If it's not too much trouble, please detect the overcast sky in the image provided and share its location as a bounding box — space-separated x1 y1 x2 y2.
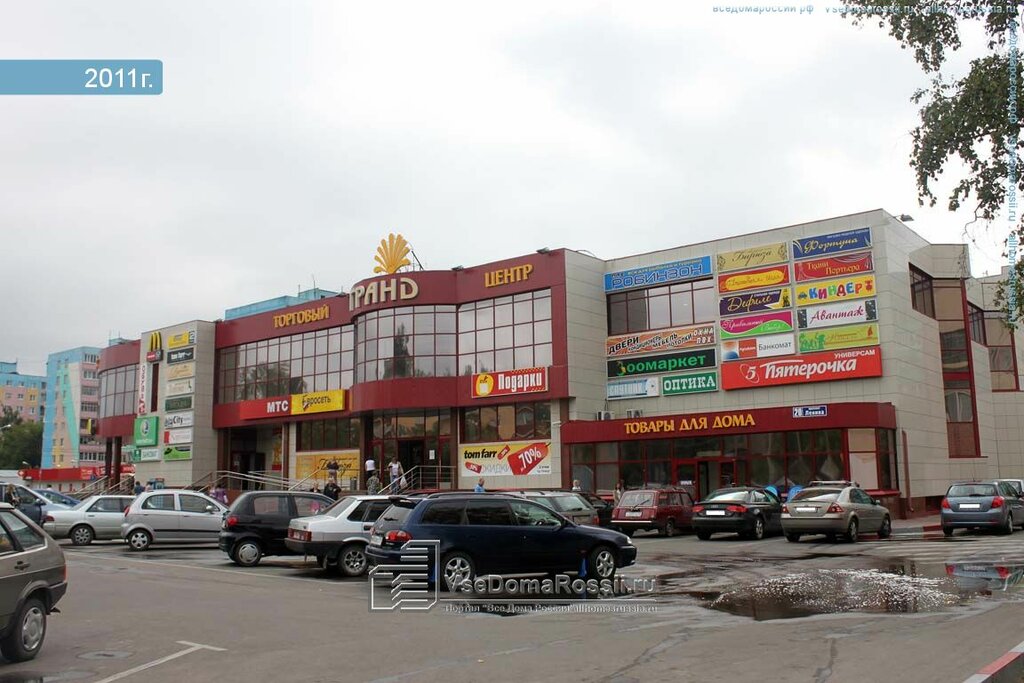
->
1 1 1011 376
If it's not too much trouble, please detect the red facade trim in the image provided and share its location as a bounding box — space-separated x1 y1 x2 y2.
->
97 414 134 439
98 340 140 372
560 402 897 444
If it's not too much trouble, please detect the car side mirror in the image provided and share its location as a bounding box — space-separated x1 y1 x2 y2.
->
871 499 879 506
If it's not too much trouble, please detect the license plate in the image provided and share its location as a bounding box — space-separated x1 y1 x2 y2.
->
625 511 642 518
370 534 383 546
796 507 817 513
959 504 981 510
705 510 726 516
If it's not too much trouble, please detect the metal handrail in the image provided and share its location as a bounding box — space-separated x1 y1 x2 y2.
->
378 465 456 495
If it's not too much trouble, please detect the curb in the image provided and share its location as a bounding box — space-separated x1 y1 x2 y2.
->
963 638 1024 683
891 524 943 537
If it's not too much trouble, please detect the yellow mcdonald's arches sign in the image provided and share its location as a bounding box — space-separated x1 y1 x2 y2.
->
146 332 163 362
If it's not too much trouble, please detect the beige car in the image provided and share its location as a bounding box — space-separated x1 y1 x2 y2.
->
781 481 892 543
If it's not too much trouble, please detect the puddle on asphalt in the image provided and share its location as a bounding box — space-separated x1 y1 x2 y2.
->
663 560 1024 621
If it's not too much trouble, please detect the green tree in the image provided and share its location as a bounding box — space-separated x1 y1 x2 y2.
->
0 405 22 428
843 1 1023 317
0 421 43 469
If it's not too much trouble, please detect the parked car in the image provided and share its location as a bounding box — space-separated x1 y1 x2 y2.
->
219 490 333 567
0 485 67 525
579 492 614 527
506 490 600 526
612 487 694 537
285 495 393 576
945 562 1024 592
941 481 1024 537
121 490 227 551
0 503 67 662
34 490 80 508
781 482 892 542
995 478 1024 497
693 487 783 541
366 493 636 590
43 495 137 545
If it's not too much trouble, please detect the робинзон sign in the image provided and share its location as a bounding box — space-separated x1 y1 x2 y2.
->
720 347 883 390
607 348 716 379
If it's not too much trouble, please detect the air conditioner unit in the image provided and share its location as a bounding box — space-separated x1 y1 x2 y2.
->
595 410 613 421
626 409 643 419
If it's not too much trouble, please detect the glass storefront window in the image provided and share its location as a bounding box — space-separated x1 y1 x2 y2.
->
99 364 137 418
459 290 552 375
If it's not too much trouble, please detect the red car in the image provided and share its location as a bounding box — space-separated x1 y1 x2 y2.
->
612 487 694 537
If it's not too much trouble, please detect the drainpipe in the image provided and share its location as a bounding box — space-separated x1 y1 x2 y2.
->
901 429 913 515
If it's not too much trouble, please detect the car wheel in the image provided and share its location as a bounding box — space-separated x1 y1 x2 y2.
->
441 552 475 592
338 543 368 577
232 540 262 567
1002 513 1015 535
751 516 765 541
0 596 46 662
846 518 859 543
70 525 94 546
661 519 676 537
942 526 954 537
696 531 711 541
126 529 151 552
785 533 801 543
878 515 892 539
589 546 617 580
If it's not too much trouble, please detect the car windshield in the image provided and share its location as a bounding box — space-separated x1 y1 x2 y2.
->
550 494 591 512
526 496 556 511
999 481 1023 495
706 490 749 502
790 488 841 502
948 484 997 498
619 491 655 508
72 497 93 510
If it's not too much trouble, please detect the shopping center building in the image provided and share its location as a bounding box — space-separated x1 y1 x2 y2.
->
95 210 1024 515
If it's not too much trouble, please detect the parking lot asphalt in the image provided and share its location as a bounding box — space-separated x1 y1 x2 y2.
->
2 531 1022 683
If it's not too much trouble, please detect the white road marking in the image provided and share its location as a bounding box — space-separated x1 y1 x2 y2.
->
92 641 225 683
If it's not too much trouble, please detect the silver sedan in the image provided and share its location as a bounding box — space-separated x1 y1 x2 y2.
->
43 495 137 545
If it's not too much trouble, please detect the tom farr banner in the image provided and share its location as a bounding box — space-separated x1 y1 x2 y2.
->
798 299 878 330
606 324 715 358
719 288 792 317
720 347 883 390
716 243 788 273
460 441 552 477
719 311 794 339
793 227 872 260
604 256 712 292
717 264 791 294
607 348 716 378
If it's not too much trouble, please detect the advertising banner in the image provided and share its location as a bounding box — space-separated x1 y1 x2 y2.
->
131 447 161 463
660 371 719 395
717 264 791 294
606 324 714 358
795 275 875 307
719 311 794 339
606 377 660 400
793 227 872 259
167 329 196 349
164 428 193 445
459 441 552 477
166 362 196 381
719 288 792 317
798 299 878 330
472 367 548 399
604 255 712 293
291 390 346 415
794 253 873 281
798 323 880 353
136 364 147 416
163 411 194 429
165 378 194 397
722 334 796 361
295 450 360 482
163 445 192 461
607 348 716 379
167 348 195 364
716 242 788 273
165 396 193 412
133 416 159 447
721 347 883 390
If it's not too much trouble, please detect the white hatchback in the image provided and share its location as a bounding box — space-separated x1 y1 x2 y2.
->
121 490 227 551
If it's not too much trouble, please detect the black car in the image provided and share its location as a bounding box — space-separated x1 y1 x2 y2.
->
693 487 783 541
219 491 333 567
366 493 637 591
579 492 614 527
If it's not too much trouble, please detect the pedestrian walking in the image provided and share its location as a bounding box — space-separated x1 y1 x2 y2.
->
365 456 376 476
614 480 624 505
366 472 382 495
323 479 340 501
310 484 321 494
326 458 340 480
388 456 404 490
572 479 582 492
474 478 485 493
4 484 19 508
133 481 144 496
